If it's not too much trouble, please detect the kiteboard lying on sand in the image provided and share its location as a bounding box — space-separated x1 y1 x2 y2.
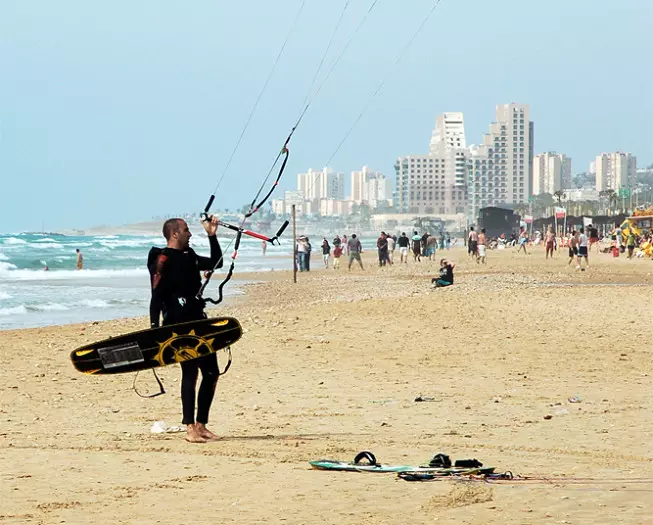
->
310 452 495 475
70 317 242 375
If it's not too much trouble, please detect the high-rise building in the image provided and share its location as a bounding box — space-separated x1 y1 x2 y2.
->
494 103 533 202
560 155 572 189
429 112 466 151
297 168 344 201
350 166 391 207
466 103 534 223
595 152 637 191
532 152 571 194
395 112 468 215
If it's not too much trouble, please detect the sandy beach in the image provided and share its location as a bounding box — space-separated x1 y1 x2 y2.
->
1 246 652 525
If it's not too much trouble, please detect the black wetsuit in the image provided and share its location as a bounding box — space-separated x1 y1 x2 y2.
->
148 236 223 425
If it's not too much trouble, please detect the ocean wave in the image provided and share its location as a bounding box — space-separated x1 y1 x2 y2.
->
0 252 8 261
78 299 110 308
0 262 18 271
2 237 27 245
32 302 70 311
0 305 28 316
99 238 160 248
0 291 11 300
0 268 148 282
34 238 59 243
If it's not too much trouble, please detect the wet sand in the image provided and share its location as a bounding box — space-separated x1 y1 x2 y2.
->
1 246 652 524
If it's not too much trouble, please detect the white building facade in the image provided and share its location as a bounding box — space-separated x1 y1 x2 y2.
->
595 152 637 191
467 103 534 223
395 112 468 215
532 152 571 195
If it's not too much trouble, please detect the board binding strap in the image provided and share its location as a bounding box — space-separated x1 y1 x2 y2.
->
70 317 242 375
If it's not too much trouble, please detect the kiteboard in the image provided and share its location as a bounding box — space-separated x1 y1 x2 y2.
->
70 317 242 375
309 460 494 475
309 452 495 475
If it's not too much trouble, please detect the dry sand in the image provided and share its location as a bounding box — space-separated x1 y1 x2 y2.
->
1 246 652 525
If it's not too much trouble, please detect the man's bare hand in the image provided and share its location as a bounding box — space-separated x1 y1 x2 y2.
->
202 215 219 236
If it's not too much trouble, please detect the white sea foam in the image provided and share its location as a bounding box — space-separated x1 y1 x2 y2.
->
32 302 70 311
0 291 11 300
0 267 148 282
0 262 18 271
0 305 27 316
34 238 58 243
79 299 110 308
2 237 27 245
0 252 9 261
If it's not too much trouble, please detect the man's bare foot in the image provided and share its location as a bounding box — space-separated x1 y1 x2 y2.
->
186 424 207 443
195 423 221 441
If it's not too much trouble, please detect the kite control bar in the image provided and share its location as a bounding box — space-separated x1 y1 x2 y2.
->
217 219 289 245
200 194 289 245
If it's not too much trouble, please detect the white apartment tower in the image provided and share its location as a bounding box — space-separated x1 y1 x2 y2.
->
429 112 466 151
532 152 571 195
350 166 390 207
395 112 468 215
467 103 534 223
297 168 344 201
595 152 637 191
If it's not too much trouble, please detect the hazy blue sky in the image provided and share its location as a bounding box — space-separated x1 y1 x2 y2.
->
1 0 651 232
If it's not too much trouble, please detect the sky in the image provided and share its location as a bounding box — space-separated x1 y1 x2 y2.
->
0 0 651 233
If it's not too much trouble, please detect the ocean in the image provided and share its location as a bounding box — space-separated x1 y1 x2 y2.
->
0 232 294 330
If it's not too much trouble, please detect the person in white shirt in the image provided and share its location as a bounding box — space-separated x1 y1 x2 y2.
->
576 227 589 269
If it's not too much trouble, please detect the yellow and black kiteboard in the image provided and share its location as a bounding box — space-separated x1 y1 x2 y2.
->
70 317 242 375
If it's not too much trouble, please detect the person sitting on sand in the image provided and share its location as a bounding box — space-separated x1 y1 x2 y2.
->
432 259 455 288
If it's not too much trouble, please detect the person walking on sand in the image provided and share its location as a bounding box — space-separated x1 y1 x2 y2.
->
148 216 223 443
386 234 396 264
411 231 422 262
347 234 364 271
305 237 312 271
544 226 556 259
568 230 579 265
332 243 343 269
321 237 331 268
477 228 487 264
468 227 478 258
75 248 84 270
517 228 529 255
576 227 589 269
398 232 410 263
377 231 389 267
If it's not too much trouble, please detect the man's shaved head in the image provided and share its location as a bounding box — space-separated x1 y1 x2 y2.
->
163 218 183 240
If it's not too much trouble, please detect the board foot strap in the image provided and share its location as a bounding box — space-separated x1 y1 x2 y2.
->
133 369 166 398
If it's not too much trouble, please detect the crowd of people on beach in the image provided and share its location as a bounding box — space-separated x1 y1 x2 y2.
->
293 231 457 272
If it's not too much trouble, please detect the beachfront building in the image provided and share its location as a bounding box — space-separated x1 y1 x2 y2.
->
532 152 571 195
466 103 534 223
429 112 466 151
297 168 345 202
595 152 637 191
394 112 468 215
350 166 392 208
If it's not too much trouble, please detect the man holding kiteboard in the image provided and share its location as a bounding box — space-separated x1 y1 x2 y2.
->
148 216 223 443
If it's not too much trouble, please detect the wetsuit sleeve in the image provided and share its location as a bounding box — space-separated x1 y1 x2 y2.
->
196 235 223 271
149 254 168 328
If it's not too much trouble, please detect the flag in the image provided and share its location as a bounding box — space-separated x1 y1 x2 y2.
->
524 215 533 224
555 207 566 219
